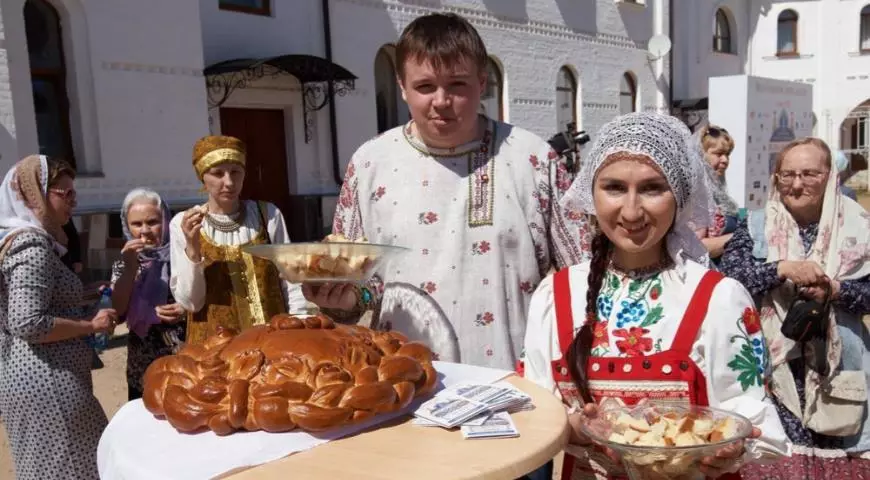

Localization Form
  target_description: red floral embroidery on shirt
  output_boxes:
[482,278,489,286]
[613,327,653,357]
[547,149,559,160]
[472,241,491,255]
[370,186,386,202]
[529,154,540,168]
[474,312,495,326]
[418,211,439,225]
[485,346,494,357]
[742,307,762,336]
[421,248,430,255]
[420,281,437,294]
[592,321,610,350]
[520,281,533,294]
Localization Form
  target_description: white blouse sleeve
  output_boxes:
[169,210,206,313]
[265,203,308,314]
[697,277,791,462]
[523,274,561,398]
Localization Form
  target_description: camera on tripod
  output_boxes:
[547,122,590,173]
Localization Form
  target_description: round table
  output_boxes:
[222,375,569,480]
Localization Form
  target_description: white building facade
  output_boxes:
[0,0,669,272]
[673,0,870,185]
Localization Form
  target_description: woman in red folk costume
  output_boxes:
[522,113,790,479]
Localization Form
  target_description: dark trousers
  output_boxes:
[517,459,554,480]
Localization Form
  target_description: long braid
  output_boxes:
[566,230,611,403]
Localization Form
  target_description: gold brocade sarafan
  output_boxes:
[186,226,286,346]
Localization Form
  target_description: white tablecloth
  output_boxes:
[97,361,512,479]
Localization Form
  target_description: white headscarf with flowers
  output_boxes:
[760,138,870,435]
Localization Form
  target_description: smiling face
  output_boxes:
[593,155,677,261]
[399,56,486,148]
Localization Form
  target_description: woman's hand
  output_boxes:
[121,238,147,266]
[155,303,186,323]
[699,427,760,478]
[91,308,119,334]
[301,283,358,311]
[777,260,826,286]
[181,206,206,262]
[567,403,621,461]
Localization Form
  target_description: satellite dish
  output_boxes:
[647,34,672,60]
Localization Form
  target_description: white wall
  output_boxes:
[0,0,210,211]
[672,0,749,101]
[201,0,669,194]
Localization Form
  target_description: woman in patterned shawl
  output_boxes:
[0,155,117,480]
[111,188,185,401]
[721,137,870,478]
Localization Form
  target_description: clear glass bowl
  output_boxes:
[578,403,754,480]
[243,242,410,283]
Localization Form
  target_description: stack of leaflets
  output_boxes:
[411,381,532,438]
[460,411,519,439]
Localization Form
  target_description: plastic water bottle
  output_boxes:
[91,287,112,353]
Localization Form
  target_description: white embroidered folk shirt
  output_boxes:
[169,200,307,314]
[333,117,591,369]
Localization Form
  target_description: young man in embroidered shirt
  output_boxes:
[304,13,590,372]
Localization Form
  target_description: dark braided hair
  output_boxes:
[566,227,612,403]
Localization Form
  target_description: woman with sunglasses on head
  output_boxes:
[720,138,870,477]
[0,155,117,480]
[695,125,741,261]
[522,113,788,479]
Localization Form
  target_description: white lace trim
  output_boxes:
[560,113,716,267]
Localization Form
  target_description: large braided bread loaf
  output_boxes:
[142,313,437,435]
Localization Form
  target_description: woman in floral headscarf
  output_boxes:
[721,138,870,478]
[0,155,117,480]
[111,188,185,401]
[522,113,788,479]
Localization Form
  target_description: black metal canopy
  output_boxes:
[204,54,357,142]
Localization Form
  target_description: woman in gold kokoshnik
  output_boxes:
[169,135,307,345]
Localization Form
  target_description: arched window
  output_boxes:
[481,58,503,121]
[24,0,75,167]
[777,9,799,56]
[860,5,870,52]
[556,67,578,131]
[619,73,636,114]
[713,9,733,53]
[374,47,399,133]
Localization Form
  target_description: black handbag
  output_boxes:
[780,283,832,374]
[780,283,832,342]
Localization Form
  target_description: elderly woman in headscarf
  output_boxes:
[0,155,117,480]
[720,138,870,478]
[695,124,741,260]
[522,113,788,479]
[111,188,185,401]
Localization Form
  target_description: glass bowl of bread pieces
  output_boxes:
[244,234,410,283]
[579,403,753,480]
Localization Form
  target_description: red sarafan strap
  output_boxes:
[672,270,724,352]
[553,268,576,355]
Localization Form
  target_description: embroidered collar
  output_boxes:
[403,115,493,157]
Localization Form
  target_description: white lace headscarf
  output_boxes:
[561,112,716,266]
